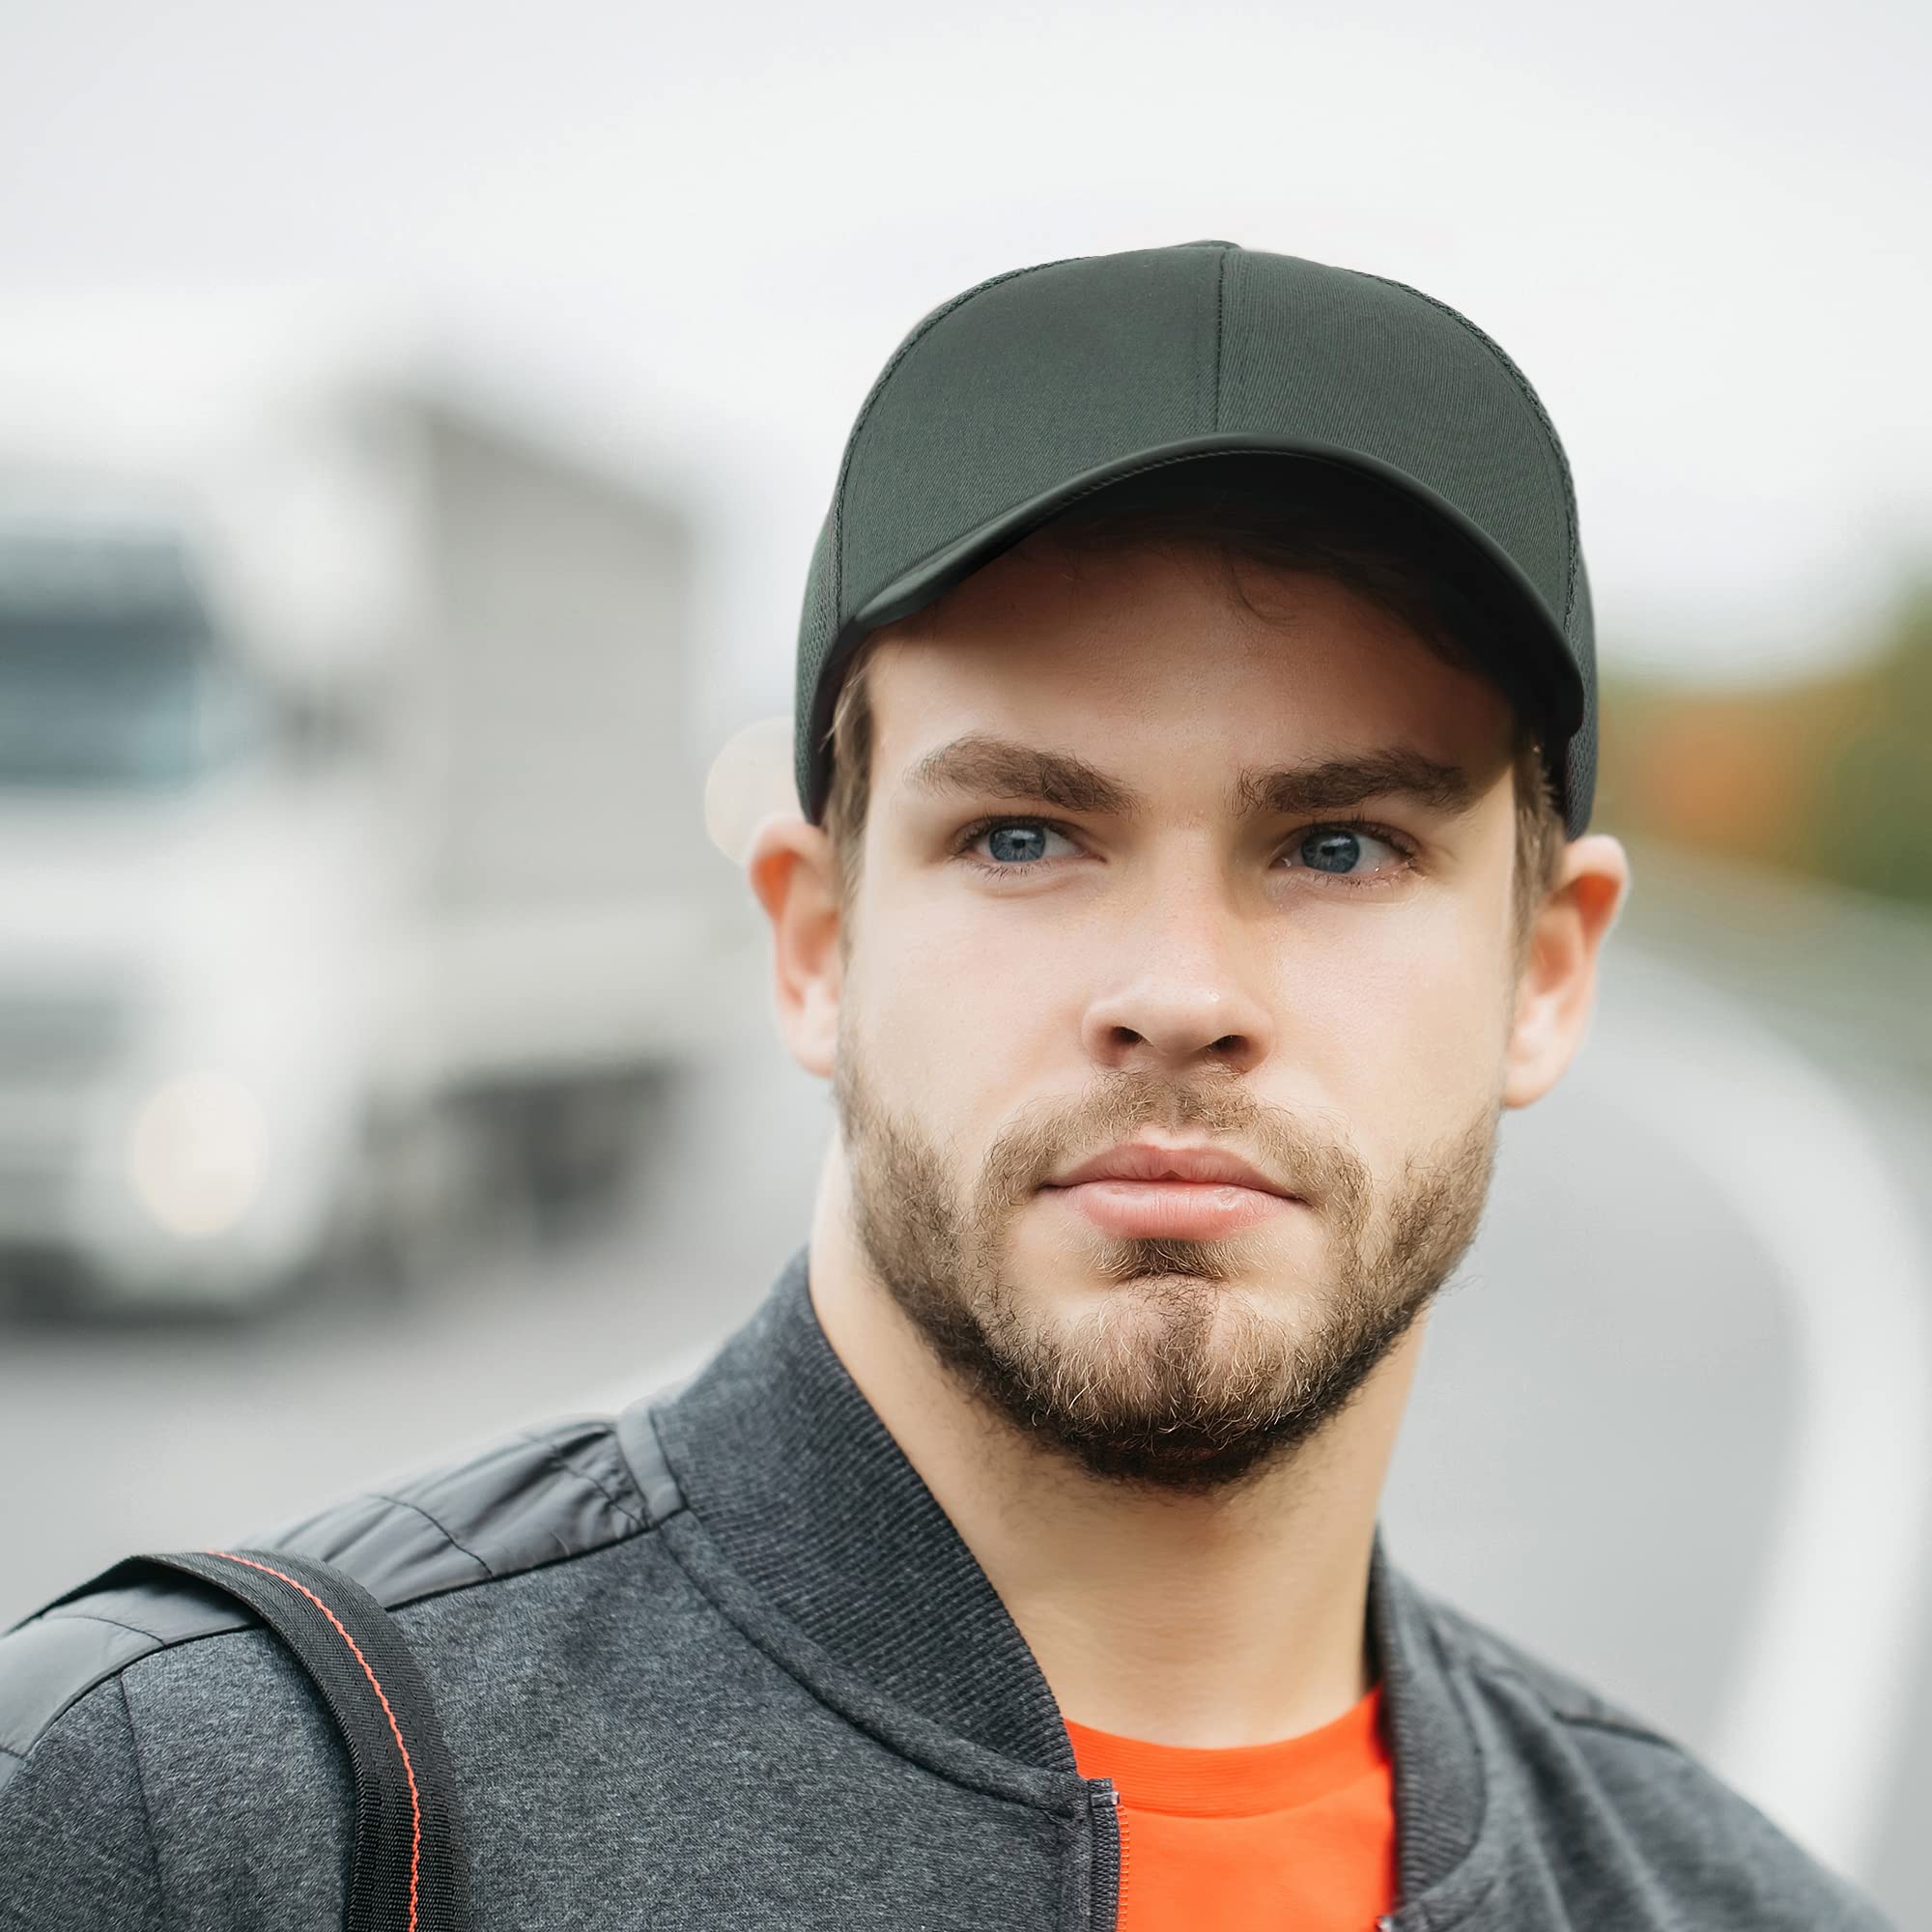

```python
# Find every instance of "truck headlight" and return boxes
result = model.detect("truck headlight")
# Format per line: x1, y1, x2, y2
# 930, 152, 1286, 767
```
127, 1071, 268, 1238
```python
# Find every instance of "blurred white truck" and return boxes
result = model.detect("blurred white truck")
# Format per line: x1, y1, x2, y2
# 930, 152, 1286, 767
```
0, 332, 760, 1308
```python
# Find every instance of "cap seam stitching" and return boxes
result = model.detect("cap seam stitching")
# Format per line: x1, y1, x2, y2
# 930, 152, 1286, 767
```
1353, 271, 1581, 631
1211, 246, 1230, 433
831, 256, 1087, 627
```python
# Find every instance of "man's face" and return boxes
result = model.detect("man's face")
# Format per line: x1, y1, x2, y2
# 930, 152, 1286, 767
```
830, 533, 1525, 1492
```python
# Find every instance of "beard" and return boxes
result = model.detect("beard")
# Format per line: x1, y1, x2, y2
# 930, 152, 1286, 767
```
832, 1014, 1500, 1495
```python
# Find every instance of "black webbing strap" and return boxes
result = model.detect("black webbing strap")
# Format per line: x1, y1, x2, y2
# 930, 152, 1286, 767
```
136, 1548, 469, 1932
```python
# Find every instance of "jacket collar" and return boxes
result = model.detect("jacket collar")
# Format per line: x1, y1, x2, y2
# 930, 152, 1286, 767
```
648, 1241, 1485, 1900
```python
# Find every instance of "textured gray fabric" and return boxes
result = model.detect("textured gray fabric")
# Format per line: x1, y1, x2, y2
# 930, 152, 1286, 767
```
0, 1676, 164, 1930
0, 1241, 1897, 1928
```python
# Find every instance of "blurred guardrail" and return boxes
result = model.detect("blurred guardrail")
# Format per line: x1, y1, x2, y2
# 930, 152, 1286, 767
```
1614, 833, 1932, 1087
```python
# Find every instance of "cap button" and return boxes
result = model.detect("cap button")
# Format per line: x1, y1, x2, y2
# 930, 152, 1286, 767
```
1174, 238, 1240, 249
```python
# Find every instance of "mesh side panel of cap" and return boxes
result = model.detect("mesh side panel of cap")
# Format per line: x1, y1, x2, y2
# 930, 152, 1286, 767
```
1562, 557, 1600, 838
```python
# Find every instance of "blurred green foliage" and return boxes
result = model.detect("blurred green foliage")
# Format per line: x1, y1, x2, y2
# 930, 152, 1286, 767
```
1813, 581, 1932, 905
1598, 575, 1932, 912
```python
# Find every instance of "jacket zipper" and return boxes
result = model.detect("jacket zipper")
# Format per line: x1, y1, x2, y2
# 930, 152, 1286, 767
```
1088, 1778, 1124, 1931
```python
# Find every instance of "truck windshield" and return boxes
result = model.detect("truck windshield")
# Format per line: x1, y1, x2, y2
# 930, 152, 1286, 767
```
0, 537, 265, 791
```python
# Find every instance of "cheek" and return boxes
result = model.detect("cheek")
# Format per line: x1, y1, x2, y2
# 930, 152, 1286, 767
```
857, 903, 1077, 1105
1294, 912, 1509, 1114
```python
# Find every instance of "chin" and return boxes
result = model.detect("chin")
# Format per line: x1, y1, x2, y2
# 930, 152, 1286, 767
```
1030, 1267, 1286, 1358
1034, 1215, 1304, 1296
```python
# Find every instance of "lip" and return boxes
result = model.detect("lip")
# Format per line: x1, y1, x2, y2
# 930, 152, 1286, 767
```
1043, 1140, 1296, 1198
1039, 1140, 1304, 1240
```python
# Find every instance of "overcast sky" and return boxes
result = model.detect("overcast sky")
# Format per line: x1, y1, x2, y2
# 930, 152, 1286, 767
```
2, 0, 1927, 735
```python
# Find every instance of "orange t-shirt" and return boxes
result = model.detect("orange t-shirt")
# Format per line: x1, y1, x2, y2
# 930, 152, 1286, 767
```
1065, 1682, 1398, 1932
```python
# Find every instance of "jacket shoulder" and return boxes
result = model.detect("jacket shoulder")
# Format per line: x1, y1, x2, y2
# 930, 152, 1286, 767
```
0, 1398, 681, 1788
1415, 1584, 1894, 1928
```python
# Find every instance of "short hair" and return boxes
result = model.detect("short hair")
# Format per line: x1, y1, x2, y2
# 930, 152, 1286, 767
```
820, 464, 1569, 976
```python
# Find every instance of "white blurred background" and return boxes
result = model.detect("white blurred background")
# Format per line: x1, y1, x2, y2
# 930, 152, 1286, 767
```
1, 1, 1929, 1920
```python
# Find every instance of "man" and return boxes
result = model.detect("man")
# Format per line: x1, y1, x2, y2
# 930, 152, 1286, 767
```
0, 241, 1893, 1929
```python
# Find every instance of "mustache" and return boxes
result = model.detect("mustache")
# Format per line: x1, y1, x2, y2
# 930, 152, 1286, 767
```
984, 1069, 1364, 1219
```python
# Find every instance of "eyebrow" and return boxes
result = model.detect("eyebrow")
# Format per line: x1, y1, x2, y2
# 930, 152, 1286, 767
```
901, 733, 1479, 821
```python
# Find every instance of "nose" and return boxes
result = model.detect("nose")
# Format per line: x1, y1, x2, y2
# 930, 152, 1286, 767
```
1077, 877, 1276, 1082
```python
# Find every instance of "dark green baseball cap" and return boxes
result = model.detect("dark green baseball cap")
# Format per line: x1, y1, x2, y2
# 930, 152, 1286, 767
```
795, 240, 1597, 839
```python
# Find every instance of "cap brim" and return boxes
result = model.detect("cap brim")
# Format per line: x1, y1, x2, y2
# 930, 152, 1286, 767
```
810, 433, 1585, 823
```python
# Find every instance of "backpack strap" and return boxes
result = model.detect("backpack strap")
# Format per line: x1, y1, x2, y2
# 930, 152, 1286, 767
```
6, 1406, 680, 1915
102, 1548, 469, 1932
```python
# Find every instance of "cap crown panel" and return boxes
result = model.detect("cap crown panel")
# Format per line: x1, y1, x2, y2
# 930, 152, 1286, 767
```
838, 247, 1222, 612
1219, 251, 1576, 634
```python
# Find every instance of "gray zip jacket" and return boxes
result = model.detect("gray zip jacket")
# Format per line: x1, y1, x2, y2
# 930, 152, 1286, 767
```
0, 1243, 1895, 1928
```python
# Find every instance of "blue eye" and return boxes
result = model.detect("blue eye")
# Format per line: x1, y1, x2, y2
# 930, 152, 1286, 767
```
1285, 824, 1403, 878
983, 822, 1057, 865
954, 816, 1079, 869
952, 813, 1414, 890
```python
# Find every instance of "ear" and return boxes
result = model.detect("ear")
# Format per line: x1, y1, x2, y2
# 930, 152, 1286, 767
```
1503, 833, 1632, 1109
746, 811, 843, 1081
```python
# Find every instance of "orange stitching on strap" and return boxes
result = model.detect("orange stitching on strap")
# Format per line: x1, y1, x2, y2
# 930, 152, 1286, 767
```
210, 1551, 423, 1932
